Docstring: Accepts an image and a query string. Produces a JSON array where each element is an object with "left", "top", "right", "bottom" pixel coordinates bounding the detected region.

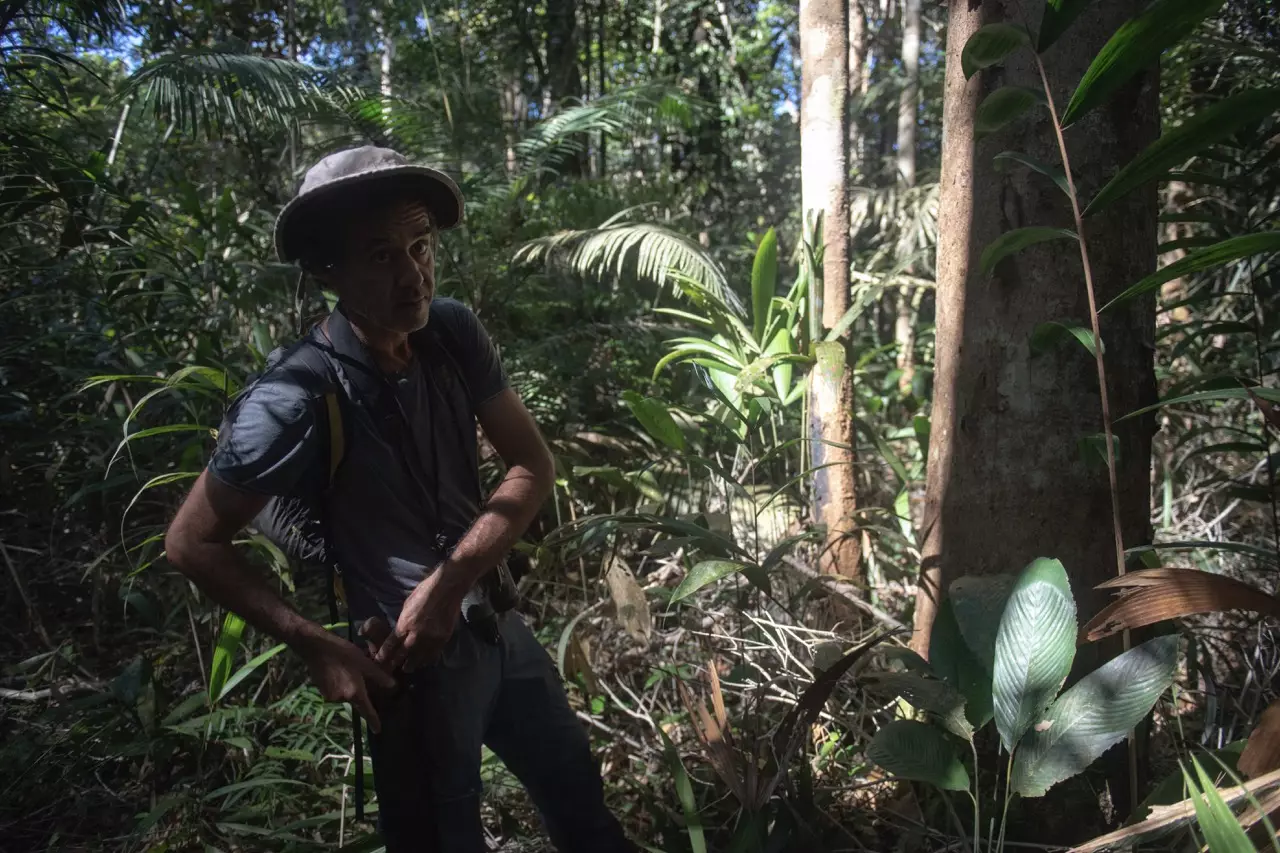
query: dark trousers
[{"left": 367, "top": 612, "right": 634, "bottom": 853}]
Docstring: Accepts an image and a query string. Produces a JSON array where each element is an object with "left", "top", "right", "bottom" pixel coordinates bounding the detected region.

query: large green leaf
[
  {"left": 962, "top": 23, "right": 1030, "bottom": 80},
  {"left": 209, "top": 612, "right": 246, "bottom": 702},
  {"left": 865, "top": 672, "right": 974, "bottom": 741},
  {"left": 867, "top": 720, "right": 971, "bottom": 791},
  {"left": 1102, "top": 232, "right": 1280, "bottom": 312},
  {"left": 1011, "top": 635, "right": 1177, "bottom": 797},
  {"left": 1086, "top": 89, "right": 1280, "bottom": 216},
  {"left": 217, "top": 640, "right": 289, "bottom": 702},
  {"left": 1182, "top": 755, "right": 1257, "bottom": 853},
  {"left": 1029, "top": 322, "right": 1101, "bottom": 358},
  {"left": 1037, "top": 0, "right": 1096, "bottom": 52},
  {"left": 992, "top": 558, "right": 1077, "bottom": 751},
  {"left": 621, "top": 391, "right": 686, "bottom": 452},
  {"left": 1117, "top": 385, "right": 1280, "bottom": 423},
  {"left": 751, "top": 227, "right": 778, "bottom": 344},
  {"left": 980, "top": 226, "right": 1077, "bottom": 274},
  {"left": 929, "top": 596, "right": 995, "bottom": 729},
  {"left": 949, "top": 574, "right": 1017, "bottom": 672},
  {"left": 671, "top": 560, "right": 752, "bottom": 602},
  {"left": 1061, "top": 0, "right": 1225, "bottom": 127},
  {"left": 975, "top": 87, "right": 1046, "bottom": 138},
  {"left": 763, "top": 327, "right": 795, "bottom": 402},
  {"left": 994, "top": 150, "right": 1071, "bottom": 196}
]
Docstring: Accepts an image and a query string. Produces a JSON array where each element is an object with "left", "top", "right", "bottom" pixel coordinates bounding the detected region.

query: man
[{"left": 164, "top": 146, "right": 633, "bottom": 852}]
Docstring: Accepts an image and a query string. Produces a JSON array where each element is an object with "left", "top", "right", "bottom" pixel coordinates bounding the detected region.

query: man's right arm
[{"left": 165, "top": 470, "right": 394, "bottom": 729}]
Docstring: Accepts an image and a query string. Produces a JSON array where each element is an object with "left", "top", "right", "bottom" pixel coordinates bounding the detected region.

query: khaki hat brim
[{"left": 273, "top": 164, "right": 463, "bottom": 262}]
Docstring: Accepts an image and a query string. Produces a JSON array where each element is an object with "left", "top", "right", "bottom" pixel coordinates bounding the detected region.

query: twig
[
  {"left": 0, "top": 539, "right": 55, "bottom": 651},
  {"left": 1069, "top": 765, "right": 1280, "bottom": 852},
  {"left": 780, "top": 556, "right": 908, "bottom": 631}
]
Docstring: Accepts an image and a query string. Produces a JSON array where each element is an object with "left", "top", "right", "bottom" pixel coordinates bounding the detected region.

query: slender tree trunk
[
  {"left": 848, "top": 0, "right": 868, "bottom": 179},
  {"left": 375, "top": 4, "right": 395, "bottom": 108},
  {"left": 912, "top": 0, "right": 1158, "bottom": 772},
  {"left": 801, "top": 0, "right": 859, "bottom": 580},
  {"left": 893, "top": 0, "right": 921, "bottom": 397},
  {"left": 344, "top": 0, "right": 373, "bottom": 89},
  {"left": 597, "top": 0, "right": 607, "bottom": 177},
  {"left": 546, "top": 0, "right": 585, "bottom": 175}
]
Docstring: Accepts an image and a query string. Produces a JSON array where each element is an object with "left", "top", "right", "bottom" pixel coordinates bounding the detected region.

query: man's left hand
[{"left": 375, "top": 566, "right": 468, "bottom": 673}]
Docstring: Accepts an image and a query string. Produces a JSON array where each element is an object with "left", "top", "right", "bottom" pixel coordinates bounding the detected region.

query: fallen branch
[
  {"left": 1069, "top": 765, "right": 1280, "bottom": 852},
  {"left": 780, "top": 556, "right": 909, "bottom": 632},
  {"left": 0, "top": 678, "right": 102, "bottom": 703}
]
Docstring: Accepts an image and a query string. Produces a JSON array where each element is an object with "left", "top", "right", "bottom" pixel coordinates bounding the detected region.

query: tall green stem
[
  {"left": 971, "top": 740, "right": 982, "bottom": 852},
  {"left": 994, "top": 754, "right": 1013, "bottom": 853},
  {"left": 1033, "top": 50, "right": 1138, "bottom": 802}
]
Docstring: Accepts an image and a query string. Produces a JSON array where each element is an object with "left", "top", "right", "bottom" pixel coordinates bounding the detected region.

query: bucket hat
[{"left": 274, "top": 146, "right": 464, "bottom": 263}]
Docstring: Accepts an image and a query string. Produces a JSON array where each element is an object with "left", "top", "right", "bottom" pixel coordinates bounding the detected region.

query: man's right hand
[{"left": 295, "top": 627, "right": 396, "bottom": 733}]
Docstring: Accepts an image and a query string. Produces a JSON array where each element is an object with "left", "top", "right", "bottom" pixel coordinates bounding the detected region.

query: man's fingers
[
  {"left": 373, "top": 630, "right": 404, "bottom": 667},
  {"left": 359, "top": 654, "right": 397, "bottom": 690},
  {"left": 351, "top": 684, "right": 381, "bottom": 735}
]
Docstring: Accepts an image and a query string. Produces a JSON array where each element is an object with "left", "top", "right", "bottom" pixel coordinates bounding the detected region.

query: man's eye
[
  {"left": 372, "top": 249, "right": 391, "bottom": 264},
  {"left": 411, "top": 240, "right": 430, "bottom": 256}
]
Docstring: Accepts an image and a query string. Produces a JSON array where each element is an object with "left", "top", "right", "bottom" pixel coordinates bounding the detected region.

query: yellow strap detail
[{"left": 324, "top": 392, "right": 343, "bottom": 482}]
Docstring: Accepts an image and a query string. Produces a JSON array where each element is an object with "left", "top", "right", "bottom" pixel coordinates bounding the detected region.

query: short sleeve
[
  {"left": 433, "top": 298, "right": 508, "bottom": 406},
  {"left": 208, "top": 370, "right": 325, "bottom": 497}
]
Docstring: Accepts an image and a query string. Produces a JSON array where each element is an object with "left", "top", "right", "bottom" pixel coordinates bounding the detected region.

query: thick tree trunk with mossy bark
[
  {"left": 911, "top": 0, "right": 1158, "bottom": 831},
  {"left": 801, "top": 0, "right": 859, "bottom": 579}
]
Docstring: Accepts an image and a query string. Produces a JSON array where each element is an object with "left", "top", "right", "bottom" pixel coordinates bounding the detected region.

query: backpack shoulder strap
[{"left": 322, "top": 390, "right": 345, "bottom": 486}]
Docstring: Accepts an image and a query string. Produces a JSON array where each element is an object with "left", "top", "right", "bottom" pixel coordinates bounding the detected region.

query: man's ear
[{"left": 300, "top": 256, "right": 336, "bottom": 288}]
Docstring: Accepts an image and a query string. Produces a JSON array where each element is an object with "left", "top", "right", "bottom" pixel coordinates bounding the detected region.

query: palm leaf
[{"left": 514, "top": 216, "right": 736, "bottom": 307}]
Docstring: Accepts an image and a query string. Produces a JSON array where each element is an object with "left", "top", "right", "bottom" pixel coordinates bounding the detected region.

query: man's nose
[{"left": 392, "top": 250, "right": 424, "bottom": 288}]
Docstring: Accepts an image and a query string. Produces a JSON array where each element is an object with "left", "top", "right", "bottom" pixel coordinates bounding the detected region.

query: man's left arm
[{"left": 376, "top": 388, "right": 554, "bottom": 671}]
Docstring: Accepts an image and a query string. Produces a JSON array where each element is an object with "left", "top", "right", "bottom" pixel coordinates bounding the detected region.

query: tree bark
[
  {"left": 893, "top": 0, "right": 921, "bottom": 397},
  {"left": 912, "top": 0, "right": 1158, "bottom": 698},
  {"left": 546, "top": 0, "right": 585, "bottom": 175},
  {"left": 848, "top": 0, "right": 868, "bottom": 178},
  {"left": 801, "top": 0, "right": 859, "bottom": 579}
]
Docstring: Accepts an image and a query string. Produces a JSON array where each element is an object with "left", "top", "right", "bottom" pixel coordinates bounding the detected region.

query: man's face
[{"left": 325, "top": 197, "right": 437, "bottom": 335}]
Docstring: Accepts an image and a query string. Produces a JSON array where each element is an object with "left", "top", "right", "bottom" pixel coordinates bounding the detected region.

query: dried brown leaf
[
  {"left": 1081, "top": 568, "right": 1280, "bottom": 644},
  {"left": 604, "top": 556, "right": 652, "bottom": 642},
  {"left": 708, "top": 658, "right": 727, "bottom": 731},
  {"left": 1248, "top": 388, "right": 1280, "bottom": 432},
  {"left": 1241, "top": 699, "right": 1280, "bottom": 780},
  {"left": 677, "top": 679, "right": 745, "bottom": 803}
]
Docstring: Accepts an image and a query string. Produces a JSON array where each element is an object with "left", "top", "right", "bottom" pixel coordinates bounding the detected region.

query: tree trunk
[
  {"left": 597, "top": 0, "right": 607, "bottom": 177},
  {"left": 893, "top": 0, "right": 921, "bottom": 397},
  {"left": 343, "top": 0, "right": 374, "bottom": 90},
  {"left": 912, "top": 0, "right": 1158, "bottom": 805},
  {"left": 801, "top": 0, "right": 859, "bottom": 580},
  {"left": 848, "top": 0, "right": 868, "bottom": 178},
  {"left": 375, "top": 3, "right": 395, "bottom": 110},
  {"left": 546, "top": 0, "right": 585, "bottom": 175}
]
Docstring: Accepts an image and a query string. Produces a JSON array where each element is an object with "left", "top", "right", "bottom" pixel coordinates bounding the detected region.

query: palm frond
[
  {"left": 1, "top": 0, "right": 125, "bottom": 42},
  {"left": 122, "top": 49, "right": 337, "bottom": 138},
  {"left": 515, "top": 82, "right": 706, "bottom": 176},
  {"left": 849, "top": 181, "right": 940, "bottom": 275},
  {"left": 515, "top": 216, "right": 740, "bottom": 310}
]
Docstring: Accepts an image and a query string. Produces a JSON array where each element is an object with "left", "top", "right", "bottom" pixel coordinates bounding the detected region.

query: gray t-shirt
[{"left": 208, "top": 297, "right": 508, "bottom": 624}]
